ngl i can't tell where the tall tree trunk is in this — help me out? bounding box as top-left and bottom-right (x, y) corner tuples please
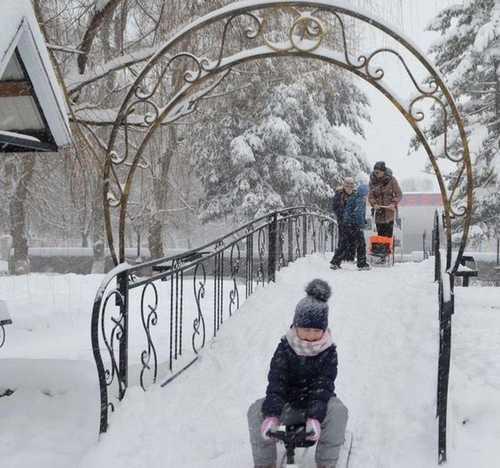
(8, 155), (35, 275)
(91, 185), (105, 273)
(495, 60), (500, 135)
(148, 217), (164, 258)
(81, 230), (89, 248)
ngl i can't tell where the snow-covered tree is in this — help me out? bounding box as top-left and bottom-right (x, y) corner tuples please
(2, 0), (409, 268)
(193, 74), (370, 223)
(423, 0), (500, 239)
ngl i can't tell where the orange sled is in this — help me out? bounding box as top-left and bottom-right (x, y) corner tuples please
(368, 235), (394, 265)
(368, 235), (393, 255)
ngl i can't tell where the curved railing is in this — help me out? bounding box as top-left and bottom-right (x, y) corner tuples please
(91, 206), (337, 433)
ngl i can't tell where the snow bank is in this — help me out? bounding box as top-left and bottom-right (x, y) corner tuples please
(447, 287), (500, 467)
(0, 359), (99, 468)
(1, 258), (498, 468)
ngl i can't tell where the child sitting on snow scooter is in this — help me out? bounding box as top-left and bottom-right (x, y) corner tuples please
(247, 279), (348, 468)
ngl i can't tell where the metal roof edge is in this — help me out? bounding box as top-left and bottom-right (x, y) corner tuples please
(0, 18), (25, 79)
(16, 19), (72, 148)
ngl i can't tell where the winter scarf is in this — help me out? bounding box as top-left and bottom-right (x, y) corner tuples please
(285, 327), (333, 357)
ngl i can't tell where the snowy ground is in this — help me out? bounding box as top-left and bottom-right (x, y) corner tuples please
(1, 256), (499, 467)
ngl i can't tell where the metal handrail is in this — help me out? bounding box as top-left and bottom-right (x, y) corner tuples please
(91, 206), (337, 434)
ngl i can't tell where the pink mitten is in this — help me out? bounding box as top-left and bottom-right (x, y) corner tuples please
(306, 418), (321, 441)
(260, 416), (280, 440)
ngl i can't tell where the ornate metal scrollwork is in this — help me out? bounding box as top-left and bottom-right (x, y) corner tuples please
(278, 219), (287, 268)
(309, 215), (318, 254)
(139, 282), (159, 390)
(201, 13), (263, 72)
(245, 224), (255, 299)
(192, 262), (207, 354)
(295, 216), (302, 259)
(213, 240), (225, 335)
(256, 227), (267, 286)
(100, 290), (126, 396)
(103, 1), (472, 274)
(229, 242), (241, 316)
(0, 324), (6, 349)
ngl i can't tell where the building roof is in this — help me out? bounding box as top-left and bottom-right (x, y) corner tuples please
(0, 0), (71, 152)
(399, 192), (443, 207)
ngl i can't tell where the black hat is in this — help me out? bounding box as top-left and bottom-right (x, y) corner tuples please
(292, 279), (331, 331)
(373, 161), (386, 172)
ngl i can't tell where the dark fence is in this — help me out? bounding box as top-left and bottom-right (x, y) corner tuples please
(433, 210), (455, 464)
(91, 207), (337, 433)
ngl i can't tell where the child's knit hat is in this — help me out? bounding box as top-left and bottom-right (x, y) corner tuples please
(292, 279), (331, 331)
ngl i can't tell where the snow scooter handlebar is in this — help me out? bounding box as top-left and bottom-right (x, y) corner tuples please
(267, 428), (316, 466)
(266, 428), (316, 446)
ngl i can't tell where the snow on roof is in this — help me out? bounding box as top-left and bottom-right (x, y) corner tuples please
(0, 0), (71, 149)
(0, 130), (41, 142)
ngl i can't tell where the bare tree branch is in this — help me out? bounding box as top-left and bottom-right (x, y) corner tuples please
(77, 0), (124, 74)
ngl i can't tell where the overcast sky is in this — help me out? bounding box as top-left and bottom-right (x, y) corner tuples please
(351, 0), (457, 187)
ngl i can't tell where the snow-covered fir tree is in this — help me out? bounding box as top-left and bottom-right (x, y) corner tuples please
(424, 0), (500, 240)
(193, 70), (370, 223)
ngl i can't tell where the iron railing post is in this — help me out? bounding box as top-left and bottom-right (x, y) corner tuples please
(331, 221), (335, 253)
(303, 214), (307, 257)
(268, 213), (278, 282)
(117, 271), (129, 399)
(434, 206), (453, 464)
(423, 230), (427, 260)
(438, 288), (453, 464)
(434, 211), (440, 282)
(288, 216), (293, 263)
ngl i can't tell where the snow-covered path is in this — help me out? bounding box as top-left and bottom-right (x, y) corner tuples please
(79, 256), (440, 468)
(2, 256), (499, 468)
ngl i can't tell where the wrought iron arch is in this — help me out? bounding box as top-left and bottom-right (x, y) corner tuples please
(103, 0), (473, 272)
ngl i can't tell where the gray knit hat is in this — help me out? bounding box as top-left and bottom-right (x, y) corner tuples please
(292, 279), (332, 330)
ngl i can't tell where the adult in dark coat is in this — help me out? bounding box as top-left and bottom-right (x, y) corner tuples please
(330, 177), (356, 265)
(368, 161), (402, 238)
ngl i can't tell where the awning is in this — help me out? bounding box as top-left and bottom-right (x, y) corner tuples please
(0, 1), (72, 152)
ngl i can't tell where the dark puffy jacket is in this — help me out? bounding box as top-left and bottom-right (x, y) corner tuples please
(261, 337), (338, 422)
(343, 185), (368, 226)
(331, 189), (349, 223)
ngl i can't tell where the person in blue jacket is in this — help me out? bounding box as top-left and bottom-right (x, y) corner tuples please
(330, 177), (356, 263)
(330, 183), (370, 270)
